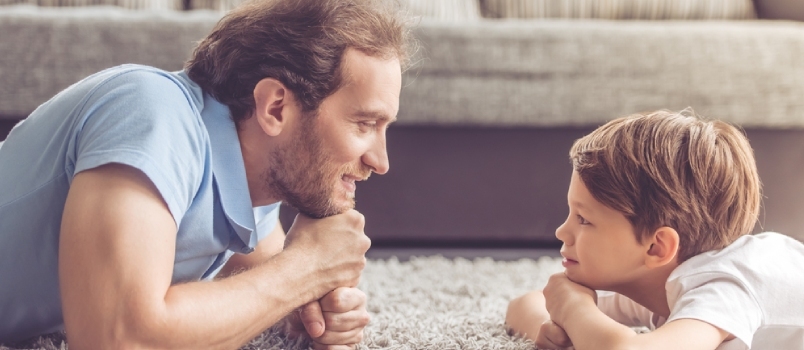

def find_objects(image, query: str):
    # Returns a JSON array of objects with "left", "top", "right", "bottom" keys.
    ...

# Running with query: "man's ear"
[
  {"left": 644, "top": 226, "right": 680, "bottom": 268},
  {"left": 253, "top": 78, "right": 292, "bottom": 137}
]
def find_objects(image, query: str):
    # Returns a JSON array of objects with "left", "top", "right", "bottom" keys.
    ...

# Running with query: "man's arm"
[
  {"left": 59, "top": 163, "right": 369, "bottom": 349},
  {"left": 218, "top": 219, "right": 371, "bottom": 349},
  {"left": 217, "top": 218, "right": 286, "bottom": 278},
  {"left": 543, "top": 273, "right": 731, "bottom": 350}
]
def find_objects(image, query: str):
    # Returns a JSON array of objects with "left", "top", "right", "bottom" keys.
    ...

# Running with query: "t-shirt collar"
[{"left": 198, "top": 92, "right": 259, "bottom": 248}]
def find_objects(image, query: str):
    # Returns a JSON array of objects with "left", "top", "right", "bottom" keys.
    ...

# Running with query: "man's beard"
[{"left": 263, "top": 114, "right": 371, "bottom": 218}]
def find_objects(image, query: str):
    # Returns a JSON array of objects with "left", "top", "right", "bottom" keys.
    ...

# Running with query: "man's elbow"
[{"left": 65, "top": 304, "right": 171, "bottom": 350}]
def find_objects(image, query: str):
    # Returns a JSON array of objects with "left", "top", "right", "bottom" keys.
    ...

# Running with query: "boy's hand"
[
  {"left": 285, "top": 287, "right": 370, "bottom": 349},
  {"left": 535, "top": 320, "right": 573, "bottom": 349},
  {"left": 543, "top": 272, "right": 598, "bottom": 327},
  {"left": 506, "top": 290, "right": 572, "bottom": 348}
]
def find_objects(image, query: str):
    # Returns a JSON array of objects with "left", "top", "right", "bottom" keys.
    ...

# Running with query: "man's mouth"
[{"left": 341, "top": 174, "right": 369, "bottom": 192}]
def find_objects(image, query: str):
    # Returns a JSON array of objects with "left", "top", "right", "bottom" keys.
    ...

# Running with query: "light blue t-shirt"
[{"left": 0, "top": 64, "right": 280, "bottom": 343}]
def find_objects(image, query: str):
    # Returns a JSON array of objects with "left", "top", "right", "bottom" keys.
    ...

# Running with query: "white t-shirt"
[{"left": 598, "top": 232, "right": 804, "bottom": 350}]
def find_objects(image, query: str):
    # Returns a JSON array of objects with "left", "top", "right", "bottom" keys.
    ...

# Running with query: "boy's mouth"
[{"left": 560, "top": 252, "right": 579, "bottom": 267}]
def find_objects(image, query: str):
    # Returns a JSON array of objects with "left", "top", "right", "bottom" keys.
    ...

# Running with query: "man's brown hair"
[
  {"left": 185, "top": 0, "right": 414, "bottom": 125},
  {"left": 569, "top": 110, "right": 761, "bottom": 262}
]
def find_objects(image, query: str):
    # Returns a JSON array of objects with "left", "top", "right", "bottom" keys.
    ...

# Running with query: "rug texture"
[{"left": 2, "top": 255, "right": 564, "bottom": 350}]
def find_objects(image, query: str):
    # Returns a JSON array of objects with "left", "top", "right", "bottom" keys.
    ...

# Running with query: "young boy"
[{"left": 506, "top": 110, "right": 804, "bottom": 350}]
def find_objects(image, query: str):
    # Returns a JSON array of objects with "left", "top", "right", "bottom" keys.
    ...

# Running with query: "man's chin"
[{"left": 294, "top": 200, "right": 354, "bottom": 219}]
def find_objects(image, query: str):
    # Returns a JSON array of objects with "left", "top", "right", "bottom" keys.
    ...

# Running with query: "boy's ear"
[
  {"left": 252, "top": 78, "right": 294, "bottom": 137},
  {"left": 644, "top": 226, "right": 680, "bottom": 268}
]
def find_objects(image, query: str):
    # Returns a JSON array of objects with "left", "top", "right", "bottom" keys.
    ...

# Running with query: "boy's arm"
[
  {"left": 506, "top": 291, "right": 573, "bottom": 349},
  {"left": 545, "top": 273, "right": 731, "bottom": 350}
]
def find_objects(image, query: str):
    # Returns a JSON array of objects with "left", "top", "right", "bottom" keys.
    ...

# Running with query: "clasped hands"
[
  {"left": 507, "top": 273, "right": 598, "bottom": 350},
  {"left": 284, "top": 287, "right": 369, "bottom": 350}
]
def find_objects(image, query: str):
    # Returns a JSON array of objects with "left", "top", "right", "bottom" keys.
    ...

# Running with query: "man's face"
[{"left": 265, "top": 49, "right": 402, "bottom": 218}]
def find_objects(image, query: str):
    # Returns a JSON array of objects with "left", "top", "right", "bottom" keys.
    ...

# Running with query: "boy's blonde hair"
[{"left": 570, "top": 110, "right": 761, "bottom": 262}]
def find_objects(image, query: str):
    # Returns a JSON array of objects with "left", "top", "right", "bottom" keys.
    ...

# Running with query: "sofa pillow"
[
  {"left": 401, "top": 0, "right": 481, "bottom": 21},
  {"left": 190, "top": 0, "right": 481, "bottom": 21},
  {"left": 0, "top": 0, "right": 181, "bottom": 10},
  {"left": 480, "top": 0, "right": 757, "bottom": 19},
  {"left": 753, "top": 0, "right": 804, "bottom": 21}
]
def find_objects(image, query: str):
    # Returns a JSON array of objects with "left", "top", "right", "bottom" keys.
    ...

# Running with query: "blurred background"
[{"left": 2, "top": 0, "right": 803, "bottom": 260}]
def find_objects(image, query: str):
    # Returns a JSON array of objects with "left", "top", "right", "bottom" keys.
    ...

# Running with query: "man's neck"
[{"left": 237, "top": 118, "right": 282, "bottom": 207}]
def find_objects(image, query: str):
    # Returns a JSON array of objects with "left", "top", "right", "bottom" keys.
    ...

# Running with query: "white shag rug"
[{"left": 3, "top": 255, "right": 564, "bottom": 350}]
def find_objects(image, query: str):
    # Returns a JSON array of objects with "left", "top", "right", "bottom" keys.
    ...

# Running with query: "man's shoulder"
[{"left": 86, "top": 64, "right": 200, "bottom": 106}]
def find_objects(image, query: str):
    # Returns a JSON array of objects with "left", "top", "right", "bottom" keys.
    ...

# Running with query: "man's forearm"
[{"left": 130, "top": 249, "right": 323, "bottom": 349}]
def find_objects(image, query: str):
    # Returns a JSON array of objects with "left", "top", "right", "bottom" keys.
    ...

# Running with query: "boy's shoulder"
[{"left": 670, "top": 232, "right": 803, "bottom": 281}]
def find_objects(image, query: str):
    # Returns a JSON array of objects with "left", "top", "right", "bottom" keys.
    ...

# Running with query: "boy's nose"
[{"left": 555, "top": 221, "right": 573, "bottom": 245}]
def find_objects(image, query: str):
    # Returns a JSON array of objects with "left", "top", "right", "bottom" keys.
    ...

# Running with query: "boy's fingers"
[
  {"left": 541, "top": 320, "right": 573, "bottom": 348},
  {"left": 300, "top": 301, "right": 326, "bottom": 338}
]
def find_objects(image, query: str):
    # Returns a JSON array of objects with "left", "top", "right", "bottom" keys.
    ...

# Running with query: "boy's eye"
[{"left": 577, "top": 215, "right": 590, "bottom": 225}]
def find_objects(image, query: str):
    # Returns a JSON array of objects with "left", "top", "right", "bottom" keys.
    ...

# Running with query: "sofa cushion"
[
  {"left": 399, "top": 19, "right": 804, "bottom": 128},
  {"left": 0, "top": 5, "right": 218, "bottom": 119},
  {"left": 480, "top": 0, "right": 757, "bottom": 19}
]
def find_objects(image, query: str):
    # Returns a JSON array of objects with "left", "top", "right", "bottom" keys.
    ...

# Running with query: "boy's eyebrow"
[{"left": 569, "top": 200, "right": 586, "bottom": 210}]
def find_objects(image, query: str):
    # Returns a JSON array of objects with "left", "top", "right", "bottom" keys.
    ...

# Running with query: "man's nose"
[{"left": 362, "top": 135, "right": 389, "bottom": 175}]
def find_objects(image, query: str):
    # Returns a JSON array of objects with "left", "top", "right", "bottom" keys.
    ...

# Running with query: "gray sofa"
[{"left": 2, "top": 4, "right": 804, "bottom": 248}]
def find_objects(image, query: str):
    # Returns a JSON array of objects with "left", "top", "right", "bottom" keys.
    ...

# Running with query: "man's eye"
[
  {"left": 577, "top": 215, "right": 590, "bottom": 225},
  {"left": 358, "top": 121, "right": 377, "bottom": 132}
]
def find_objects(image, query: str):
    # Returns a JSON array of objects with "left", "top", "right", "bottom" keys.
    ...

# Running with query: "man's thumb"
[{"left": 299, "top": 301, "right": 325, "bottom": 338}]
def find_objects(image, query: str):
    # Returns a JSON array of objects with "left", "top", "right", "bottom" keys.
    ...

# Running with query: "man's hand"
[
  {"left": 283, "top": 210, "right": 371, "bottom": 299},
  {"left": 284, "top": 287, "right": 370, "bottom": 349},
  {"left": 542, "top": 273, "right": 598, "bottom": 328}
]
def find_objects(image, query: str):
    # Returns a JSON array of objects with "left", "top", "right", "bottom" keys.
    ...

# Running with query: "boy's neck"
[{"left": 613, "top": 262, "right": 679, "bottom": 319}]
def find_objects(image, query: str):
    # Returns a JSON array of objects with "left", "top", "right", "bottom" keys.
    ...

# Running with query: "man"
[{"left": 0, "top": 0, "right": 412, "bottom": 348}]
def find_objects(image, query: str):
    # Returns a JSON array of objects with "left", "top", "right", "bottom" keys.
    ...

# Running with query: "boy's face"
[{"left": 555, "top": 171, "right": 651, "bottom": 291}]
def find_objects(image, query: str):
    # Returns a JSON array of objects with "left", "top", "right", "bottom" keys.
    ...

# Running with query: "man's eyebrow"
[{"left": 353, "top": 110, "right": 397, "bottom": 123}]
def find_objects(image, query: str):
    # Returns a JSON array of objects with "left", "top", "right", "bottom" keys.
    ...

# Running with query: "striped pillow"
[
  {"left": 402, "top": 0, "right": 481, "bottom": 21},
  {"left": 190, "top": 0, "right": 482, "bottom": 20},
  {"left": 0, "top": 0, "right": 182, "bottom": 10},
  {"left": 481, "top": 0, "right": 757, "bottom": 19}
]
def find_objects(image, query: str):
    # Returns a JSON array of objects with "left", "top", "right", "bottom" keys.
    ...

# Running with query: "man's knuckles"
[{"left": 321, "top": 288, "right": 366, "bottom": 312}]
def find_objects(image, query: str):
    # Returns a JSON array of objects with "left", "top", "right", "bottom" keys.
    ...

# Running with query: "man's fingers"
[
  {"left": 321, "top": 308, "right": 371, "bottom": 332},
  {"left": 300, "top": 301, "right": 326, "bottom": 338},
  {"left": 312, "top": 327, "right": 365, "bottom": 347},
  {"left": 320, "top": 287, "right": 366, "bottom": 313},
  {"left": 312, "top": 343, "right": 357, "bottom": 350}
]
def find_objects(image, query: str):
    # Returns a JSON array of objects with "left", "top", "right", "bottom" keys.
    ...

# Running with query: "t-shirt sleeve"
[
  {"left": 70, "top": 69, "right": 207, "bottom": 226},
  {"left": 666, "top": 273, "right": 762, "bottom": 348},
  {"left": 597, "top": 290, "right": 655, "bottom": 328}
]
